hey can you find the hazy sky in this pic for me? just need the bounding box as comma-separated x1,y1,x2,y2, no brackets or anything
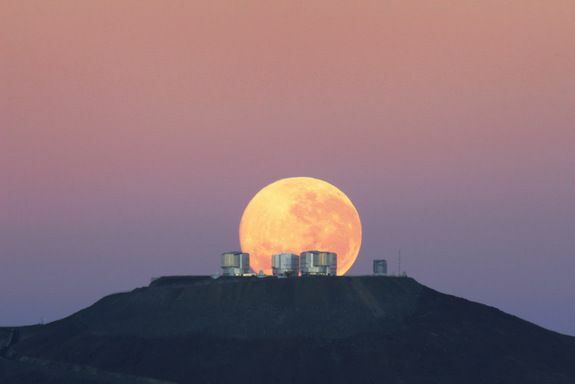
1,1,574,335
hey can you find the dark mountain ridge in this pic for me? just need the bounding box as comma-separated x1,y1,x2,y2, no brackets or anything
2,276,574,383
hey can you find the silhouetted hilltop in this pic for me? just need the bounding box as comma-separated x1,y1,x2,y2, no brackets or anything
2,276,575,383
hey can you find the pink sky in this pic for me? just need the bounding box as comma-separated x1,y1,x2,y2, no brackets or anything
1,1,574,334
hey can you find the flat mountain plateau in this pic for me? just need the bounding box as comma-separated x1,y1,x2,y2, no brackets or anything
1,276,574,383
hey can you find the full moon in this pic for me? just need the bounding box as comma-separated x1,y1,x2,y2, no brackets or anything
239,177,362,275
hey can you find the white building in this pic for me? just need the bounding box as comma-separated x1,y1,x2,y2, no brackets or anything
221,251,251,276
272,253,299,277
373,259,388,276
300,251,337,276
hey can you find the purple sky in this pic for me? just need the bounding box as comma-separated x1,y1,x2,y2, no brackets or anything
1,1,574,335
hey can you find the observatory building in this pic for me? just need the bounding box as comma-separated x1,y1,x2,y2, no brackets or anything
373,259,388,276
300,251,337,276
221,251,251,276
271,253,299,277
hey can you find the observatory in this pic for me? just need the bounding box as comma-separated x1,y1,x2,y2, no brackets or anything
271,253,299,277
300,251,337,276
220,251,251,276
373,259,388,276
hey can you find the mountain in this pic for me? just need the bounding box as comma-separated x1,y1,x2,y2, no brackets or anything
1,276,574,383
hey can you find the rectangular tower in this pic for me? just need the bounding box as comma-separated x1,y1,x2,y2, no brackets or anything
373,259,388,276
221,252,251,276
300,251,337,276
272,253,300,277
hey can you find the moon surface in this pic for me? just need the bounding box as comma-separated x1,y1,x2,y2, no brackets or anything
239,177,362,275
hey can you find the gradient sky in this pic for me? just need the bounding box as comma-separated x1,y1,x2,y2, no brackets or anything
1,1,574,335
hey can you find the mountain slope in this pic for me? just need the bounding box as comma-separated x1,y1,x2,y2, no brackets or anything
2,276,575,383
